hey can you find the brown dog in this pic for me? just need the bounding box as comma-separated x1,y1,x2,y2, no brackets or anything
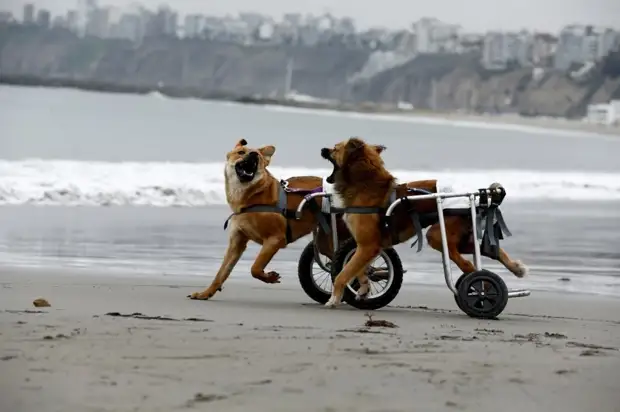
188,139,353,300
320,137,528,308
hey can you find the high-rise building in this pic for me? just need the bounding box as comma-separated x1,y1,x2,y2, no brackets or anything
23,3,35,24
36,9,51,28
76,0,97,37
0,11,14,23
66,10,78,32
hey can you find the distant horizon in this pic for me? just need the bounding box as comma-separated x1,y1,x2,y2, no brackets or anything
4,0,620,34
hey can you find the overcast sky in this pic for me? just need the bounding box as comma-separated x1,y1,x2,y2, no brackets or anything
2,0,619,33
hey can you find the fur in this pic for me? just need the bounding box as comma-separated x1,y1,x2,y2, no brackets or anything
322,137,529,308
188,139,353,300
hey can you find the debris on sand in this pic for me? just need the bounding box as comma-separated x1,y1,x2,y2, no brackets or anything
33,298,50,308
566,341,618,351
186,393,228,406
364,313,398,328
104,312,212,322
544,332,568,339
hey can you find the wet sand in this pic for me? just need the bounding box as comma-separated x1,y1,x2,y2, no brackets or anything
1,267,619,412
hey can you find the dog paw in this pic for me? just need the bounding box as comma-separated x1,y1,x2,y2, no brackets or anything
355,285,370,301
325,295,341,308
263,271,281,284
187,291,214,300
513,261,529,278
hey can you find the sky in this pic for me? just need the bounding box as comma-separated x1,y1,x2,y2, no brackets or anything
1,0,619,33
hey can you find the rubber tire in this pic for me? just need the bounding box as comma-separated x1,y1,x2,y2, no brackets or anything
297,241,332,304
453,273,469,312
456,269,509,319
331,237,404,310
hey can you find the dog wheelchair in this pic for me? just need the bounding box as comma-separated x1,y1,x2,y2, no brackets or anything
295,185,531,319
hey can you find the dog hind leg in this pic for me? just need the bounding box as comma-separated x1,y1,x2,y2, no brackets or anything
189,230,249,300
426,218,476,275
496,248,529,278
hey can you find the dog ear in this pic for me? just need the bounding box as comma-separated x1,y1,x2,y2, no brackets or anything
235,138,248,148
258,145,276,165
373,144,387,154
345,137,365,157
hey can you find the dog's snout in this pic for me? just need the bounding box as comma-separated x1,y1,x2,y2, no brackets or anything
320,148,331,159
247,151,259,159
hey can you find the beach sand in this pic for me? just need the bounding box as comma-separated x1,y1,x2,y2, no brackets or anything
1,267,619,412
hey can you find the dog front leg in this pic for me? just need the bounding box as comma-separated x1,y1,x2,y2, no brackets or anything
326,245,380,308
188,230,249,300
250,236,287,284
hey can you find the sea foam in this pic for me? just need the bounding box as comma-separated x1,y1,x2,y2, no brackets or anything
1,159,619,206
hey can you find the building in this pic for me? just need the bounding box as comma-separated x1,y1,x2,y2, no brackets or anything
0,11,13,23
109,13,142,42
482,31,533,70
76,0,97,37
585,100,620,125
184,14,204,38
412,18,461,54
531,33,557,66
459,33,484,53
66,10,78,32
52,16,66,28
482,32,505,69
555,25,619,70
85,7,110,37
598,29,620,60
36,9,51,28
23,3,34,24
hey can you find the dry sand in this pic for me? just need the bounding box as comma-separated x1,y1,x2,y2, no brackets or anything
1,267,619,412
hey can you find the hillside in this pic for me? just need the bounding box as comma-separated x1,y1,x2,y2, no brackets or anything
1,23,619,118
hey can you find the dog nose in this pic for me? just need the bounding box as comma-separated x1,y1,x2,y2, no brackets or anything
247,151,258,159
320,148,330,158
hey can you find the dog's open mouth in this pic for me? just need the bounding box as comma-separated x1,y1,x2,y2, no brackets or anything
321,148,339,184
235,153,259,183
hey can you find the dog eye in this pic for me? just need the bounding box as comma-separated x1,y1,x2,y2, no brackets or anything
237,151,245,155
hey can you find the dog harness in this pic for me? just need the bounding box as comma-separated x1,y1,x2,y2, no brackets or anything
223,180,331,244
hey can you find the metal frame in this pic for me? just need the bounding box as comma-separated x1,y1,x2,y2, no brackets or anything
385,189,530,299
296,188,531,301
296,192,338,254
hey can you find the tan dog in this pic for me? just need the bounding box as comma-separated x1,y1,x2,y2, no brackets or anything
188,139,353,300
320,137,528,308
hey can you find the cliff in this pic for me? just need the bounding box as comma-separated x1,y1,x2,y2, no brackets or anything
2,24,619,118
0,24,369,101
350,52,620,118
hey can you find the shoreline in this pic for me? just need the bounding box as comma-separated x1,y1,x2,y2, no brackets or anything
1,267,619,411
2,75,619,138
1,260,618,299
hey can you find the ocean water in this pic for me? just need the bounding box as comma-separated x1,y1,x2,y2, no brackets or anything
1,85,620,297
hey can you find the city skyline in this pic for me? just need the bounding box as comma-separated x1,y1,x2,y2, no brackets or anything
3,0,620,33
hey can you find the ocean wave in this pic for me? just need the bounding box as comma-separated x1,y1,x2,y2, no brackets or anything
1,159,619,206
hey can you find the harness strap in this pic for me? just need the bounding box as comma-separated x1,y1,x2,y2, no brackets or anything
223,183,330,244
405,188,433,252
478,206,512,259
409,212,424,252
339,188,430,252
